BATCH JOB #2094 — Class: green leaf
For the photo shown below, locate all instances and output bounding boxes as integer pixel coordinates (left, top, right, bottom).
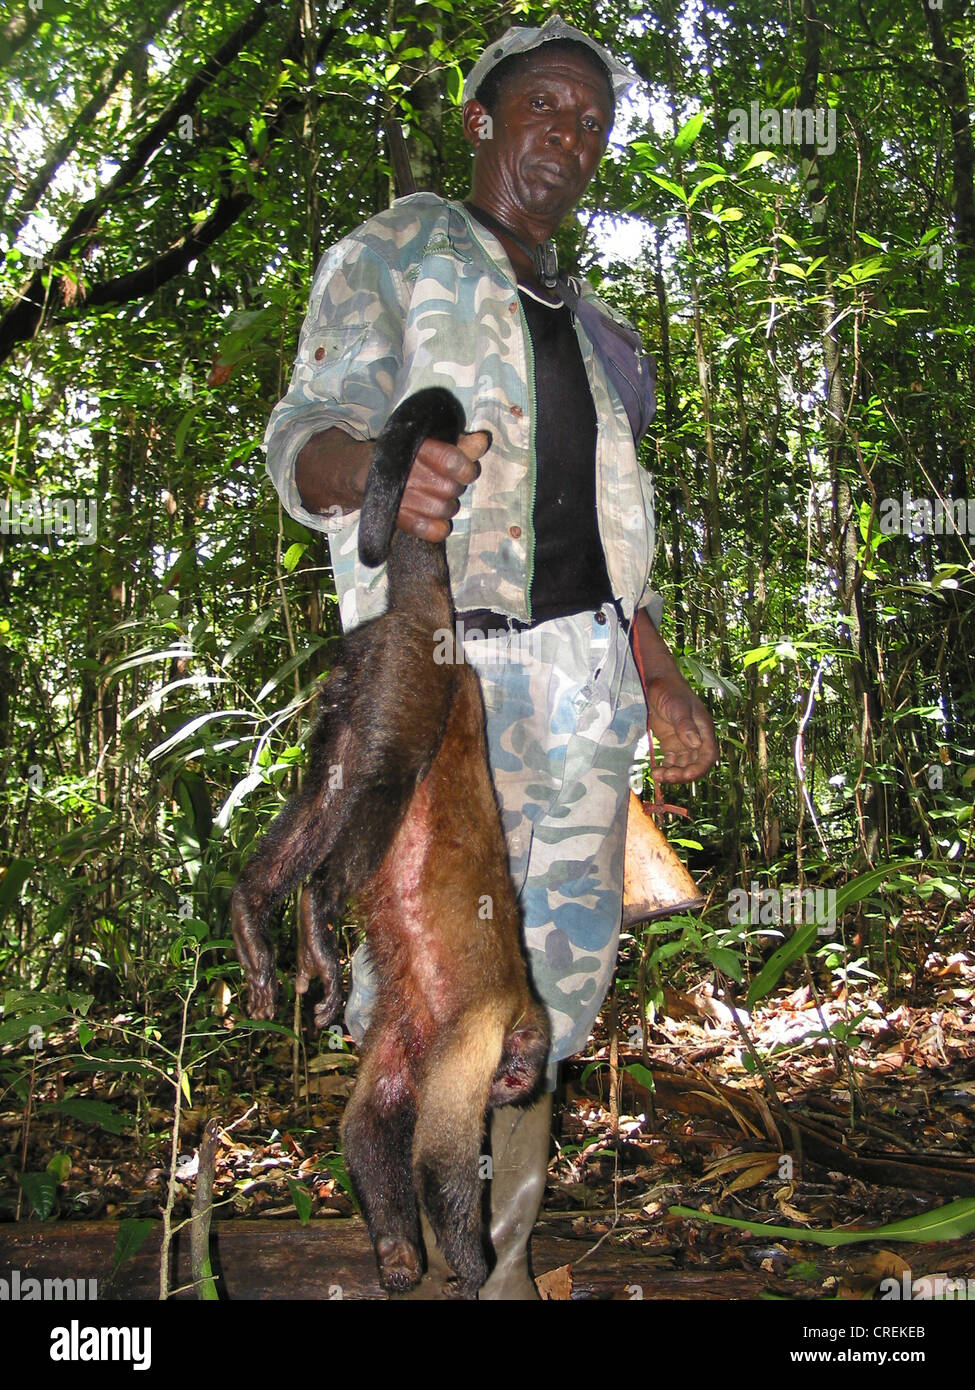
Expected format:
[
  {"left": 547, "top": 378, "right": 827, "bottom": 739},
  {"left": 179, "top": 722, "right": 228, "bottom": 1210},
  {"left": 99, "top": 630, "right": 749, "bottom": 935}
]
[
  {"left": 651, "top": 939, "right": 688, "bottom": 962},
  {"left": 220, "top": 607, "right": 279, "bottom": 668},
  {"left": 282, "top": 542, "right": 307, "bottom": 573},
  {"left": 235, "top": 1018, "right": 299, "bottom": 1039},
  {"left": 46, "top": 1153, "right": 72, "bottom": 1182},
  {"left": 148, "top": 709, "right": 255, "bottom": 762},
  {"left": 673, "top": 110, "right": 707, "bottom": 152},
  {"left": 318, "top": 1151, "right": 357, "bottom": 1205},
  {"left": 255, "top": 639, "right": 326, "bottom": 703},
  {"left": 687, "top": 172, "right": 726, "bottom": 207},
  {"left": 834, "top": 860, "right": 915, "bottom": 915},
  {"left": 741, "top": 149, "right": 777, "bottom": 171},
  {"left": 289, "top": 1178, "right": 313, "bottom": 1224},
  {"left": 0, "top": 1009, "right": 63, "bottom": 1045},
  {"left": 728, "top": 246, "right": 774, "bottom": 276},
  {"left": 55, "top": 1098, "right": 131, "bottom": 1135},
  {"left": 0, "top": 858, "right": 32, "bottom": 922},
  {"left": 914, "top": 876, "right": 962, "bottom": 902},
  {"left": 114, "top": 1218, "right": 155, "bottom": 1270},
  {"left": 18, "top": 1171, "right": 58, "bottom": 1218},
  {"left": 646, "top": 173, "right": 687, "bottom": 204},
  {"left": 152, "top": 593, "right": 180, "bottom": 621},
  {"left": 622, "top": 1062, "right": 655, "bottom": 1092},
  {"left": 708, "top": 947, "right": 743, "bottom": 981},
  {"left": 746, "top": 920, "right": 818, "bottom": 1007},
  {"left": 670, "top": 1198, "right": 975, "bottom": 1246},
  {"left": 174, "top": 403, "right": 204, "bottom": 460},
  {"left": 445, "top": 64, "right": 463, "bottom": 105},
  {"left": 100, "top": 645, "right": 194, "bottom": 683}
]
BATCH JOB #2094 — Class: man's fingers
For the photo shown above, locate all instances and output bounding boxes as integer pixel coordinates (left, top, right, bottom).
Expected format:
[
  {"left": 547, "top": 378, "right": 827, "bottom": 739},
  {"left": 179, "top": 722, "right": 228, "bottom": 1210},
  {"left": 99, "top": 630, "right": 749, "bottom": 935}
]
[
  {"left": 415, "top": 435, "right": 484, "bottom": 488},
  {"left": 649, "top": 730, "right": 718, "bottom": 784},
  {"left": 672, "top": 716, "right": 703, "bottom": 750},
  {"left": 395, "top": 430, "right": 490, "bottom": 539},
  {"left": 396, "top": 505, "right": 453, "bottom": 543},
  {"left": 398, "top": 474, "right": 462, "bottom": 517},
  {"left": 651, "top": 736, "right": 717, "bottom": 779},
  {"left": 651, "top": 758, "right": 709, "bottom": 786}
]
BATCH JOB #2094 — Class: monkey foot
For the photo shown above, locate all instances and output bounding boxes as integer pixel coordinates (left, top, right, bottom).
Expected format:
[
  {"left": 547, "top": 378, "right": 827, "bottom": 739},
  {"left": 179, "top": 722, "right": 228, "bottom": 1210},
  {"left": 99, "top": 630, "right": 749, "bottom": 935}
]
[
  {"left": 312, "top": 992, "right": 342, "bottom": 1030},
  {"left": 376, "top": 1235, "right": 423, "bottom": 1292},
  {"left": 296, "top": 952, "right": 342, "bottom": 1028}
]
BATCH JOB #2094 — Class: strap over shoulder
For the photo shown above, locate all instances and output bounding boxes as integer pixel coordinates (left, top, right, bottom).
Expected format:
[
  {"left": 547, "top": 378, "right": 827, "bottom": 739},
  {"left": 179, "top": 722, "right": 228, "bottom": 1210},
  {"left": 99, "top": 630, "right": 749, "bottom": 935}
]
[{"left": 557, "top": 278, "right": 657, "bottom": 445}]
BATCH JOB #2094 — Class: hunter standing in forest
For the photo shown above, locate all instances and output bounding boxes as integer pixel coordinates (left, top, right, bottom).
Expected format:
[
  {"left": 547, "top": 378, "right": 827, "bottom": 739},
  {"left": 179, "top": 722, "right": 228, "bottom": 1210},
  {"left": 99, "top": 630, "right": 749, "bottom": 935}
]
[{"left": 263, "top": 16, "right": 718, "bottom": 1298}]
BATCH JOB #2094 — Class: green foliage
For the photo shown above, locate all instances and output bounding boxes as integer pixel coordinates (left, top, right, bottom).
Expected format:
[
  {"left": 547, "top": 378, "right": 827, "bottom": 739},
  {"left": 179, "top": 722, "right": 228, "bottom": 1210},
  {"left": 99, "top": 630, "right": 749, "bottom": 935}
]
[
  {"left": 288, "top": 1177, "right": 313, "bottom": 1224},
  {"left": 113, "top": 1218, "right": 154, "bottom": 1270},
  {"left": 17, "top": 1170, "right": 59, "bottom": 1219},
  {"left": 670, "top": 1198, "right": 975, "bottom": 1246},
  {"left": 0, "top": 0, "right": 972, "bottom": 1122}
]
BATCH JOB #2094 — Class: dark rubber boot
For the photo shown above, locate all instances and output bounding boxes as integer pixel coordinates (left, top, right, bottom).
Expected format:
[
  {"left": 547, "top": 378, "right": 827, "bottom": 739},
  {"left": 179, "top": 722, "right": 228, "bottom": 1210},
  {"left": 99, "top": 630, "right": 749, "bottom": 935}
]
[{"left": 478, "top": 1092, "right": 554, "bottom": 1300}]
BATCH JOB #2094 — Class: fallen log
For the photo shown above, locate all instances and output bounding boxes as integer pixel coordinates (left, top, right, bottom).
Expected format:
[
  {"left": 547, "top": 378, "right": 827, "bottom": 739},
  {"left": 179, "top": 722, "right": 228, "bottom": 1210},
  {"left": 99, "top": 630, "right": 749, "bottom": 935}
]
[{"left": 3, "top": 1219, "right": 975, "bottom": 1301}]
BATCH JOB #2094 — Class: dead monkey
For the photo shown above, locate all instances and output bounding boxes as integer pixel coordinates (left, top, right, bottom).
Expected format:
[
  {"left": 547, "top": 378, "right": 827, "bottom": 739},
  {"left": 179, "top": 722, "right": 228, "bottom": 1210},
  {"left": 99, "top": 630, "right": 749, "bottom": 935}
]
[{"left": 232, "top": 387, "right": 550, "bottom": 1298}]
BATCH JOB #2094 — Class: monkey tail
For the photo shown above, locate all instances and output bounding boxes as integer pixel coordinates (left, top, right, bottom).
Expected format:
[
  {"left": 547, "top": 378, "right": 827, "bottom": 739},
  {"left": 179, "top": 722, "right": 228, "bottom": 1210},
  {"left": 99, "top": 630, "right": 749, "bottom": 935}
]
[{"left": 358, "top": 387, "right": 467, "bottom": 568}]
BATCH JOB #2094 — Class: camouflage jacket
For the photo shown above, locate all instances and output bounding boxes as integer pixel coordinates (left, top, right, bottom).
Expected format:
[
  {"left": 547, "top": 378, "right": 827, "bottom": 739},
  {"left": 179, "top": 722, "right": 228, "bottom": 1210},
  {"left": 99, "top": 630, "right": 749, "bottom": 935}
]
[{"left": 263, "top": 193, "right": 658, "bottom": 629}]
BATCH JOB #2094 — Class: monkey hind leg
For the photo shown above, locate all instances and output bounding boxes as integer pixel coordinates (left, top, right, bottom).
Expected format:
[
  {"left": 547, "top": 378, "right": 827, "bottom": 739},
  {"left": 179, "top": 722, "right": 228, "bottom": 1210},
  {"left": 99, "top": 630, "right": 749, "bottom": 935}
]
[
  {"left": 296, "top": 869, "right": 342, "bottom": 1030},
  {"left": 342, "top": 1030, "right": 423, "bottom": 1294},
  {"left": 412, "top": 1011, "right": 507, "bottom": 1299}
]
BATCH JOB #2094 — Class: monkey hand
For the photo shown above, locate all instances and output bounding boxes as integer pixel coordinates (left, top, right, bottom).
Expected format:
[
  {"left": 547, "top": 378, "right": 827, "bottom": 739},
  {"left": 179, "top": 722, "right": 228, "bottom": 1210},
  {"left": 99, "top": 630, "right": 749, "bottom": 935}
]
[
  {"left": 645, "top": 673, "right": 718, "bottom": 785},
  {"left": 236, "top": 936, "right": 278, "bottom": 1020},
  {"left": 394, "top": 430, "right": 491, "bottom": 544}
]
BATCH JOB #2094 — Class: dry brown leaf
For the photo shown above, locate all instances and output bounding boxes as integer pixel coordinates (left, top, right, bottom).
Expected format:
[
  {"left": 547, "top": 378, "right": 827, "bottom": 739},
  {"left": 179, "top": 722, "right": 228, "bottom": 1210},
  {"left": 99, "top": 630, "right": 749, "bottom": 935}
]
[
  {"left": 537, "top": 1264, "right": 573, "bottom": 1300},
  {"left": 207, "top": 355, "right": 234, "bottom": 386},
  {"left": 726, "top": 1156, "right": 781, "bottom": 1193},
  {"left": 775, "top": 1194, "right": 811, "bottom": 1223},
  {"left": 688, "top": 1089, "right": 763, "bottom": 1138},
  {"left": 837, "top": 1280, "right": 874, "bottom": 1300},
  {"left": 858, "top": 1249, "right": 912, "bottom": 1283},
  {"left": 307, "top": 1053, "right": 353, "bottom": 1073},
  {"left": 300, "top": 1074, "right": 353, "bottom": 1100},
  {"left": 702, "top": 1149, "right": 776, "bottom": 1180}
]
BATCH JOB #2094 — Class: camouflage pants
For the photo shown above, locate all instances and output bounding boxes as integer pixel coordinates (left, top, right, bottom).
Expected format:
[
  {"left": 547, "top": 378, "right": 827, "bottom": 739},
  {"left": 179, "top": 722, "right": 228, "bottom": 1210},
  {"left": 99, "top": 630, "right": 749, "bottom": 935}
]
[{"left": 345, "top": 602, "right": 648, "bottom": 1073}]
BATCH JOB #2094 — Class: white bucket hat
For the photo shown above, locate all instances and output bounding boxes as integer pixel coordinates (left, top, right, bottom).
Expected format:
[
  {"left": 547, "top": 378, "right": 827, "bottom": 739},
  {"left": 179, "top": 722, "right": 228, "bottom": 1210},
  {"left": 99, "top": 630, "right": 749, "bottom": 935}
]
[{"left": 462, "top": 14, "right": 640, "bottom": 107}]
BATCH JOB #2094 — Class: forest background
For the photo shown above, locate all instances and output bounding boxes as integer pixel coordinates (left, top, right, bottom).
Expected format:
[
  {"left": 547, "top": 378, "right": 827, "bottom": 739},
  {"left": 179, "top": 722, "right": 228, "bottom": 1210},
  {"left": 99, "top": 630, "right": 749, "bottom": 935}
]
[{"left": 0, "top": 0, "right": 973, "bottom": 1221}]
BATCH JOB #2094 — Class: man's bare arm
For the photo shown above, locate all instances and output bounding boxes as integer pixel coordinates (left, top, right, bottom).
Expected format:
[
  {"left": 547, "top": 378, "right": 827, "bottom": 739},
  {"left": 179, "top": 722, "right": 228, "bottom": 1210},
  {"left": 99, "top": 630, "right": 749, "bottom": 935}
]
[
  {"left": 295, "top": 428, "right": 373, "bottom": 513},
  {"left": 634, "top": 607, "right": 718, "bottom": 785},
  {"left": 295, "top": 427, "right": 489, "bottom": 542}
]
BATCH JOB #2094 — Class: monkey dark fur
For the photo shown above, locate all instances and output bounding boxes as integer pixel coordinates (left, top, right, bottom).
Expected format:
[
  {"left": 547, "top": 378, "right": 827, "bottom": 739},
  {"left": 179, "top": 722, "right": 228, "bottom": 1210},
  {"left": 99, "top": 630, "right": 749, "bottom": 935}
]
[{"left": 232, "top": 388, "right": 550, "bottom": 1298}]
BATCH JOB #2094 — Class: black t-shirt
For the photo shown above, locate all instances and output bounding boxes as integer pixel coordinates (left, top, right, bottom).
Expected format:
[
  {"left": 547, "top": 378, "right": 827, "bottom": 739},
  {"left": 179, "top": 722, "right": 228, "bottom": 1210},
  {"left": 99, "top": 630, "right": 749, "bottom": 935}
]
[{"left": 518, "top": 286, "right": 613, "bottom": 621}]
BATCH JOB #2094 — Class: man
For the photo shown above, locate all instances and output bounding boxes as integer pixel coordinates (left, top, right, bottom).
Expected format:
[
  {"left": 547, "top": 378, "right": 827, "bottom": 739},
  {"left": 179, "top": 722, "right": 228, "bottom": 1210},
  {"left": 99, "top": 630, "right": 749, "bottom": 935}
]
[{"left": 264, "top": 16, "right": 718, "bottom": 1298}]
